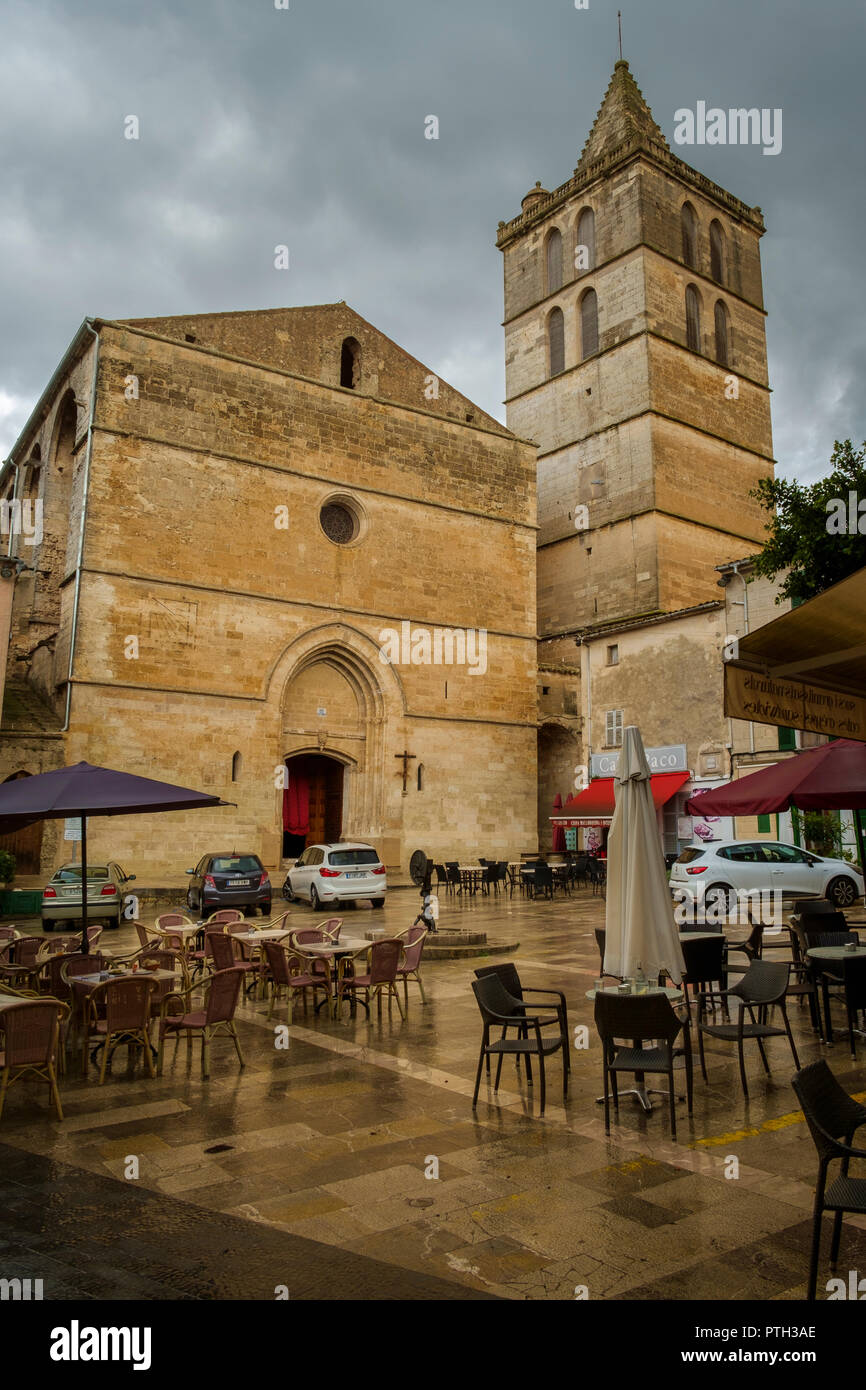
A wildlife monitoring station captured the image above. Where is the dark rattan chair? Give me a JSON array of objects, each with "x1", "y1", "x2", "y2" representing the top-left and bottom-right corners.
[
  {"x1": 680, "y1": 935, "x2": 728, "y2": 1023},
  {"x1": 471, "y1": 973, "x2": 567, "y2": 1116},
  {"x1": 791, "y1": 1060, "x2": 866, "y2": 1300},
  {"x1": 594, "y1": 990, "x2": 692, "y2": 1139},
  {"x1": 696, "y1": 959, "x2": 799, "y2": 1097},
  {"x1": 474, "y1": 962, "x2": 569, "y2": 1074}
]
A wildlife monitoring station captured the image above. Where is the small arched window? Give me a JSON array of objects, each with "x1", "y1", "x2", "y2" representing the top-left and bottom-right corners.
[
  {"x1": 25, "y1": 459, "x2": 41, "y2": 502},
  {"x1": 340, "y1": 337, "x2": 361, "y2": 389},
  {"x1": 576, "y1": 207, "x2": 595, "y2": 273},
  {"x1": 545, "y1": 228, "x2": 563, "y2": 294},
  {"x1": 709, "y1": 220, "x2": 726, "y2": 284},
  {"x1": 548, "y1": 307, "x2": 565, "y2": 377},
  {"x1": 685, "y1": 285, "x2": 702, "y2": 353},
  {"x1": 580, "y1": 289, "x2": 599, "y2": 360},
  {"x1": 714, "y1": 300, "x2": 730, "y2": 366},
  {"x1": 417, "y1": 763, "x2": 424, "y2": 791},
  {"x1": 681, "y1": 203, "x2": 698, "y2": 270},
  {"x1": 231, "y1": 751, "x2": 243, "y2": 783}
]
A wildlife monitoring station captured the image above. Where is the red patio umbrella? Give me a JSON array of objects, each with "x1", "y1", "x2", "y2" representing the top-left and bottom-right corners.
[
  {"x1": 0, "y1": 762, "x2": 233, "y2": 953},
  {"x1": 685, "y1": 739, "x2": 866, "y2": 870}
]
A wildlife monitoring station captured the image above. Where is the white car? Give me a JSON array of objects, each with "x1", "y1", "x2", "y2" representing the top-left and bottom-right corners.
[
  {"x1": 282, "y1": 842, "x2": 387, "y2": 912},
  {"x1": 670, "y1": 839, "x2": 864, "y2": 913}
]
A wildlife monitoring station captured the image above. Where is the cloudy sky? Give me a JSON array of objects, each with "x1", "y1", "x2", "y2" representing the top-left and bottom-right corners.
[{"x1": 1, "y1": 0, "x2": 863, "y2": 482}]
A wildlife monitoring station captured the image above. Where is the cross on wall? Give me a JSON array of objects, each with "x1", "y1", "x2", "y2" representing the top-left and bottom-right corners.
[{"x1": 394, "y1": 749, "x2": 416, "y2": 796}]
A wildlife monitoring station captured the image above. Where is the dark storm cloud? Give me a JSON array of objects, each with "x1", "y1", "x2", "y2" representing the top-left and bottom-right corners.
[{"x1": 1, "y1": 0, "x2": 863, "y2": 485}]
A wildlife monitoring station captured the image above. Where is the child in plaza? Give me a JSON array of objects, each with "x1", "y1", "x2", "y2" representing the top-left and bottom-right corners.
[{"x1": 414, "y1": 886, "x2": 439, "y2": 934}]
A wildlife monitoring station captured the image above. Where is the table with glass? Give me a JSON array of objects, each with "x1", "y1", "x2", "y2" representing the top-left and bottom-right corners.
[{"x1": 586, "y1": 982, "x2": 685, "y2": 1113}]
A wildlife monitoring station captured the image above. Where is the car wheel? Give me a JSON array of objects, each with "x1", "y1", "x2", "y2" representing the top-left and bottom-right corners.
[
  {"x1": 262, "y1": 902, "x2": 272, "y2": 917},
  {"x1": 310, "y1": 885, "x2": 320, "y2": 912},
  {"x1": 372, "y1": 897, "x2": 386, "y2": 909},
  {"x1": 704, "y1": 883, "x2": 736, "y2": 916},
  {"x1": 282, "y1": 880, "x2": 295, "y2": 902},
  {"x1": 200, "y1": 903, "x2": 211, "y2": 921},
  {"x1": 187, "y1": 891, "x2": 196, "y2": 911},
  {"x1": 827, "y1": 876, "x2": 858, "y2": 909},
  {"x1": 42, "y1": 919, "x2": 54, "y2": 933}
]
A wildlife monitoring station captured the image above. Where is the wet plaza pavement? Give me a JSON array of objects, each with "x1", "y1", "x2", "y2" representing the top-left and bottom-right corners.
[{"x1": 2, "y1": 886, "x2": 866, "y2": 1301}]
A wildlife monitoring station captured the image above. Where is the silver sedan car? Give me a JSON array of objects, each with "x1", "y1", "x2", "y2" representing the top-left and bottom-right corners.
[{"x1": 41, "y1": 861, "x2": 137, "y2": 932}]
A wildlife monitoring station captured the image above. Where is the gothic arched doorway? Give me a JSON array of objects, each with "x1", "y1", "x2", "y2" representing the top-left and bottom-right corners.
[
  {"x1": 282, "y1": 754, "x2": 345, "y2": 857},
  {"x1": 0, "y1": 771, "x2": 44, "y2": 874}
]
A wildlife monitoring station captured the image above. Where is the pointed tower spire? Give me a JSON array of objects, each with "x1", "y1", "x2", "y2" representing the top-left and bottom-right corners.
[{"x1": 576, "y1": 60, "x2": 669, "y2": 170}]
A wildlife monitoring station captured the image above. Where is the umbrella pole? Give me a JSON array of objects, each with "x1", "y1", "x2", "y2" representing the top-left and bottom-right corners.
[{"x1": 80, "y1": 815, "x2": 89, "y2": 955}]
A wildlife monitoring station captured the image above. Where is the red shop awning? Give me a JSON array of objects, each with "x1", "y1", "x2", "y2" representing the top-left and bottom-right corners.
[{"x1": 551, "y1": 771, "x2": 691, "y2": 827}]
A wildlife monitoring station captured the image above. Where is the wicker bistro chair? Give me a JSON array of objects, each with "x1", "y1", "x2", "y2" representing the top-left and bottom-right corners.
[
  {"x1": 471, "y1": 972, "x2": 567, "y2": 1117},
  {"x1": 155, "y1": 913, "x2": 193, "y2": 933},
  {"x1": 207, "y1": 909, "x2": 245, "y2": 926},
  {"x1": 83, "y1": 975, "x2": 156, "y2": 1084},
  {"x1": 136, "y1": 922, "x2": 162, "y2": 952},
  {"x1": 395, "y1": 926, "x2": 428, "y2": 1006},
  {"x1": 594, "y1": 990, "x2": 693, "y2": 1140},
  {"x1": 0, "y1": 997, "x2": 68, "y2": 1122},
  {"x1": 157, "y1": 967, "x2": 246, "y2": 1079},
  {"x1": 336, "y1": 939, "x2": 405, "y2": 1020},
  {"x1": 791, "y1": 1060, "x2": 866, "y2": 1301},
  {"x1": 680, "y1": 935, "x2": 728, "y2": 1024},
  {"x1": 696, "y1": 959, "x2": 800, "y2": 1098},
  {"x1": 263, "y1": 940, "x2": 331, "y2": 1022},
  {"x1": 474, "y1": 962, "x2": 569, "y2": 1074}
]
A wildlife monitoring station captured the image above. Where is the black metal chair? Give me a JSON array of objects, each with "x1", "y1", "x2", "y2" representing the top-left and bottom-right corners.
[
  {"x1": 696, "y1": 959, "x2": 800, "y2": 1098},
  {"x1": 791, "y1": 1060, "x2": 866, "y2": 1300},
  {"x1": 532, "y1": 862, "x2": 554, "y2": 900},
  {"x1": 434, "y1": 864, "x2": 450, "y2": 895},
  {"x1": 572, "y1": 855, "x2": 589, "y2": 888},
  {"x1": 793, "y1": 899, "x2": 840, "y2": 921},
  {"x1": 593, "y1": 991, "x2": 693, "y2": 1140},
  {"x1": 474, "y1": 963, "x2": 569, "y2": 1074},
  {"x1": 470, "y1": 973, "x2": 567, "y2": 1116},
  {"x1": 445, "y1": 863, "x2": 461, "y2": 895},
  {"x1": 587, "y1": 858, "x2": 606, "y2": 897},
  {"x1": 842, "y1": 956, "x2": 866, "y2": 1058}
]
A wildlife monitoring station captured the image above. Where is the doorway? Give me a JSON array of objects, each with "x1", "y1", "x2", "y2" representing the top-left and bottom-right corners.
[
  {"x1": 0, "y1": 771, "x2": 44, "y2": 874},
  {"x1": 282, "y1": 754, "x2": 344, "y2": 857}
]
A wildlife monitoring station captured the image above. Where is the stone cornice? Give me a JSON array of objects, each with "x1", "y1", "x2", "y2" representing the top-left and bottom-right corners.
[{"x1": 496, "y1": 142, "x2": 764, "y2": 250}]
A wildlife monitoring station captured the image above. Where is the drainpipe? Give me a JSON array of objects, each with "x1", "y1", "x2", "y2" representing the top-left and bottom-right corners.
[
  {"x1": 3, "y1": 462, "x2": 20, "y2": 558},
  {"x1": 61, "y1": 320, "x2": 100, "y2": 733},
  {"x1": 726, "y1": 561, "x2": 753, "y2": 756}
]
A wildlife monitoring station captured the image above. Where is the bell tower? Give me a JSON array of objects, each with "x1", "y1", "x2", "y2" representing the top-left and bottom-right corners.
[{"x1": 497, "y1": 60, "x2": 774, "y2": 641}]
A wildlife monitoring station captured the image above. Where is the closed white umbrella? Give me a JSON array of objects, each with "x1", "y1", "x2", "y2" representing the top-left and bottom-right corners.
[{"x1": 604, "y1": 726, "x2": 685, "y2": 985}]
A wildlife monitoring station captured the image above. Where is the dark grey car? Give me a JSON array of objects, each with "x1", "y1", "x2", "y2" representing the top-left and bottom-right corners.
[{"x1": 185, "y1": 852, "x2": 272, "y2": 918}]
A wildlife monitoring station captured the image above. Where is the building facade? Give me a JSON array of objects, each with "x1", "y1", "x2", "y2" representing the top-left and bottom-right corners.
[
  {"x1": 497, "y1": 60, "x2": 780, "y2": 851},
  {"x1": 0, "y1": 305, "x2": 538, "y2": 879}
]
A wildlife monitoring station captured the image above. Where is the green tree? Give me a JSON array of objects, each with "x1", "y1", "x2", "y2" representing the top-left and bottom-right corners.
[{"x1": 749, "y1": 440, "x2": 866, "y2": 604}]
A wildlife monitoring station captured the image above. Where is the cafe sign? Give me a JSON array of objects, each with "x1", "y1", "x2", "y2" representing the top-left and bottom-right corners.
[
  {"x1": 725, "y1": 665, "x2": 866, "y2": 744},
  {"x1": 590, "y1": 744, "x2": 688, "y2": 779}
]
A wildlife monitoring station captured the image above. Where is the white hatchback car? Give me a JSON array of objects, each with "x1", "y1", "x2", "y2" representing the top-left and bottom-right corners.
[
  {"x1": 670, "y1": 839, "x2": 864, "y2": 913},
  {"x1": 282, "y1": 842, "x2": 387, "y2": 912}
]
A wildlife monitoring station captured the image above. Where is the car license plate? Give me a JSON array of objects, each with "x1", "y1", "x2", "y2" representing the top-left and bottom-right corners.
[
  {"x1": 227, "y1": 879, "x2": 250, "y2": 888},
  {"x1": 345, "y1": 872, "x2": 366, "y2": 879}
]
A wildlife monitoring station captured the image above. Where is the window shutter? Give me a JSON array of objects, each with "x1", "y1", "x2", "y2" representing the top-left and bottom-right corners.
[
  {"x1": 714, "y1": 300, "x2": 729, "y2": 365},
  {"x1": 546, "y1": 229, "x2": 563, "y2": 293},
  {"x1": 577, "y1": 208, "x2": 595, "y2": 272},
  {"x1": 548, "y1": 308, "x2": 565, "y2": 377},
  {"x1": 580, "y1": 290, "x2": 598, "y2": 359},
  {"x1": 686, "y1": 286, "x2": 701, "y2": 353}
]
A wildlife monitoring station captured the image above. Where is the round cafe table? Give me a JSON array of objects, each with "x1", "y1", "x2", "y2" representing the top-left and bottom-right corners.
[
  {"x1": 806, "y1": 945, "x2": 866, "y2": 1044},
  {"x1": 586, "y1": 984, "x2": 685, "y2": 1113}
]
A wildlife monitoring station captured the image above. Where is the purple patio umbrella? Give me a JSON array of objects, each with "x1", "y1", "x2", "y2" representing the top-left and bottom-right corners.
[{"x1": 0, "y1": 762, "x2": 233, "y2": 953}]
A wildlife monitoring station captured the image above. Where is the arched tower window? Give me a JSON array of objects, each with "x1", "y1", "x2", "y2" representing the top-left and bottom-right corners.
[
  {"x1": 340, "y1": 337, "x2": 361, "y2": 389},
  {"x1": 545, "y1": 228, "x2": 563, "y2": 294},
  {"x1": 710, "y1": 220, "x2": 726, "y2": 284},
  {"x1": 681, "y1": 203, "x2": 698, "y2": 270},
  {"x1": 417, "y1": 763, "x2": 424, "y2": 791},
  {"x1": 580, "y1": 288, "x2": 598, "y2": 360},
  {"x1": 548, "y1": 307, "x2": 565, "y2": 378},
  {"x1": 25, "y1": 445, "x2": 41, "y2": 503},
  {"x1": 685, "y1": 285, "x2": 702, "y2": 353},
  {"x1": 231, "y1": 751, "x2": 243, "y2": 782},
  {"x1": 576, "y1": 207, "x2": 595, "y2": 274},
  {"x1": 714, "y1": 300, "x2": 730, "y2": 366}
]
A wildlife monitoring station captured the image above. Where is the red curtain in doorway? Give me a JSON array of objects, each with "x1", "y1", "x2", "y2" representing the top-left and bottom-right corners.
[{"x1": 284, "y1": 764, "x2": 310, "y2": 836}]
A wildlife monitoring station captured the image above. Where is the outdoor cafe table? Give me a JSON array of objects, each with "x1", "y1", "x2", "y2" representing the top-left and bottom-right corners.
[
  {"x1": 232, "y1": 928, "x2": 294, "y2": 944},
  {"x1": 806, "y1": 945, "x2": 866, "y2": 1044},
  {"x1": 301, "y1": 937, "x2": 379, "y2": 1016},
  {"x1": 457, "y1": 865, "x2": 484, "y2": 894},
  {"x1": 585, "y1": 984, "x2": 685, "y2": 1114}
]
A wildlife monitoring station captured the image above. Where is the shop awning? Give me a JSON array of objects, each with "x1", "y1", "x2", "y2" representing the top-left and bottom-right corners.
[
  {"x1": 724, "y1": 567, "x2": 866, "y2": 743},
  {"x1": 552, "y1": 771, "x2": 691, "y2": 826}
]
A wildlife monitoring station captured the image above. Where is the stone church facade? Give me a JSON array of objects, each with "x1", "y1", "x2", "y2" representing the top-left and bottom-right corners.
[
  {"x1": 496, "y1": 61, "x2": 781, "y2": 854},
  {"x1": 0, "y1": 305, "x2": 538, "y2": 878}
]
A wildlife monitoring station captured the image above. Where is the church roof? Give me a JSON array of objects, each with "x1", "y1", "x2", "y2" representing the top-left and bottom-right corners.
[{"x1": 576, "y1": 60, "x2": 669, "y2": 168}]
